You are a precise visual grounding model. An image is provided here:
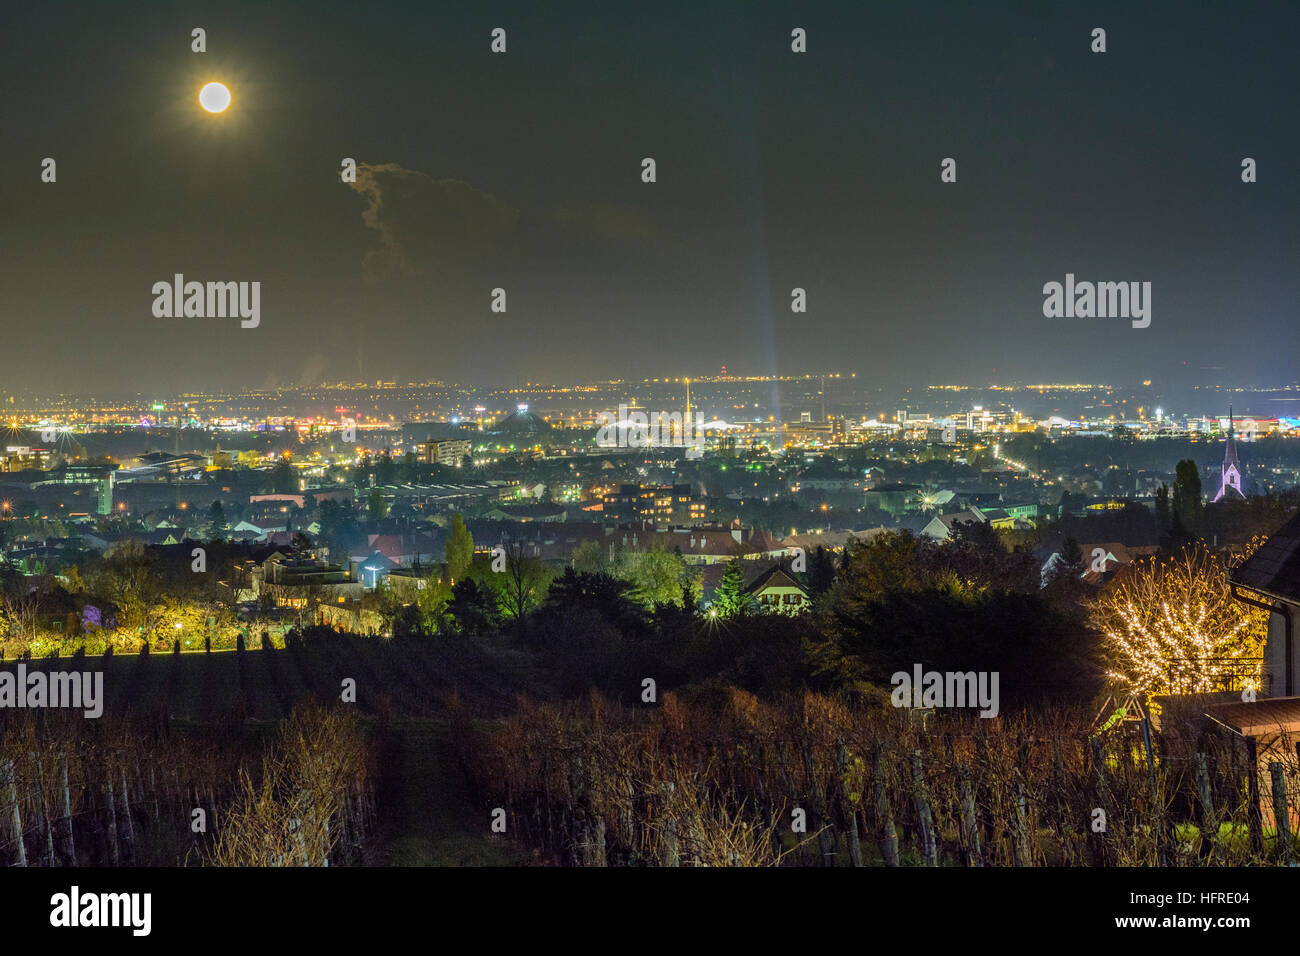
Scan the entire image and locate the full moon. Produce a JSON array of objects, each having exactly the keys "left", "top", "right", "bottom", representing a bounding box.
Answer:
[{"left": 199, "top": 82, "right": 231, "bottom": 113}]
